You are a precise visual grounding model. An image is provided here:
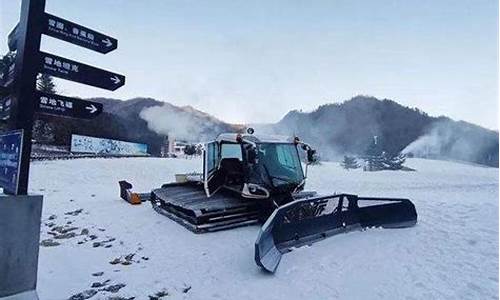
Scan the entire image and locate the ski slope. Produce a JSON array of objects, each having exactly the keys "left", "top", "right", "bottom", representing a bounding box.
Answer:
[{"left": 30, "top": 158, "right": 498, "bottom": 300}]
